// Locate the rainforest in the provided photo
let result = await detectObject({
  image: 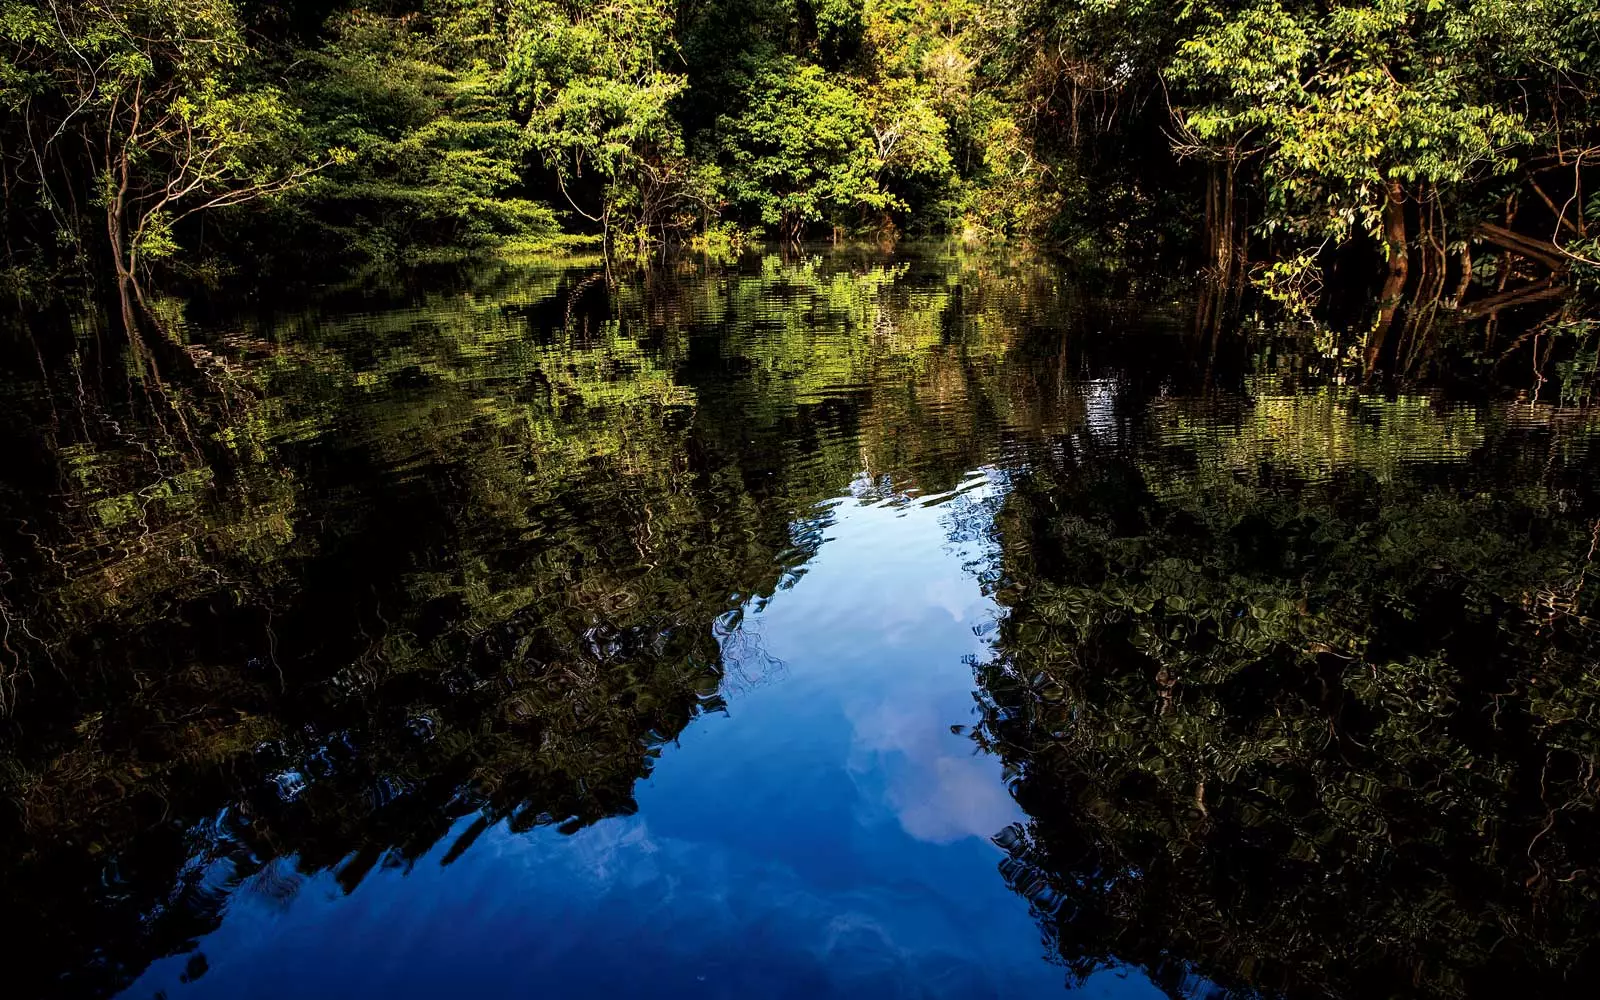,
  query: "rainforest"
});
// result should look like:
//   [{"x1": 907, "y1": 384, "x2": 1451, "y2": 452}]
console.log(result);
[
  {"x1": 3, "y1": 2, "x2": 1598, "y2": 294},
  {"x1": 6, "y1": 3, "x2": 1600, "y2": 1000}
]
